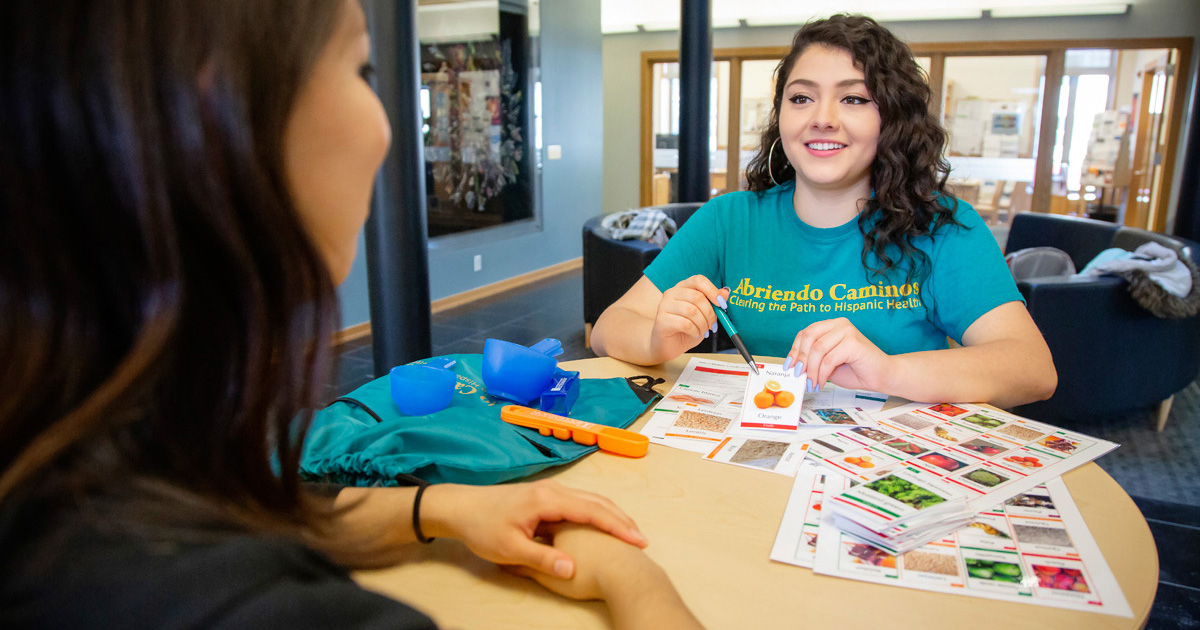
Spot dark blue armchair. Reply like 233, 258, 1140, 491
582, 202, 732, 352
1004, 213, 1200, 430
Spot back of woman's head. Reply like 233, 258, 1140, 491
0, 0, 345, 529
745, 14, 956, 282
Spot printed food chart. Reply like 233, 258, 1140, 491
804, 402, 1118, 513
770, 460, 849, 568
641, 358, 758, 452
641, 357, 889, 453
810, 478, 1132, 616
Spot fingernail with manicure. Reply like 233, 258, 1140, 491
704, 329, 710, 339
554, 558, 573, 578
783, 356, 794, 371
717, 295, 728, 310
711, 321, 718, 334
793, 362, 804, 378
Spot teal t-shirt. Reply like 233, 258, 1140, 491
643, 183, 1023, 357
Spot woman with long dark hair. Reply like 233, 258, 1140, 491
592, 15, 1056, 408
0, 1, 700, 627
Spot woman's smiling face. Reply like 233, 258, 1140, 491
777, 44, 881, 196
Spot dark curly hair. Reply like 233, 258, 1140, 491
744, 14, 958, 285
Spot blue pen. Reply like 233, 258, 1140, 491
713, 307, 760, 376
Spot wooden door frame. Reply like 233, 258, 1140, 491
638, 37, 1192, 223
640, 47, 789, 206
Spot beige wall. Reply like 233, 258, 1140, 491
601, 0, 1200, 229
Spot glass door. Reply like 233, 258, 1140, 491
941, 54, 1047, 226
648, 60, 729, 205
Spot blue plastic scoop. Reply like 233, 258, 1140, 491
389, 357, 458, 416
482, 338, 563, 404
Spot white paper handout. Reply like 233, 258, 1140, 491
811, 477, 1132, 617
640, 358, 757, 452
770, 460, 849, 568
798, 406, 876, 428
804, 402, 1119, 514
806, 385, 888, 413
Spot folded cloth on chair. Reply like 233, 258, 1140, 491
601, 208, 677, 247
1077, 242, 1200, 318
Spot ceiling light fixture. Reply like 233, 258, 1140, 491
990, 3, 1130, 17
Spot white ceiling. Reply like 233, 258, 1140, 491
601, 0, 1136, 33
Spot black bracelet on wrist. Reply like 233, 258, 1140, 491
412, 481, 435, 544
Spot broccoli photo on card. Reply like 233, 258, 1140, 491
737, 365, 804, 431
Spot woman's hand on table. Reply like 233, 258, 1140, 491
784, 317, 894, 392
649, 275, 729, 360
507, 523, 703, 629
420, 480, 648, 579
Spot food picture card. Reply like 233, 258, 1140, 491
805, 384, 888, 414
641, 357, 757, 453
827, 467, 967, 533
644, 406, 742, 454
704, 438, 809, 476
812, 477, 1132, 617
736, 365, 804, 432
770, 460, 849, 568
798, 406, 876, 428
804, 402, 1119, 514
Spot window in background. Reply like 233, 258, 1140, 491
737, 59, 779, 191
941, 55, 1047, 224
649, 60, 729, 205
914, 56, 932, 79
418, 0, 540, 239
1051, 49, 1117, 196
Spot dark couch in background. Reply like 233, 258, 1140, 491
1004, 213, 1200, 429
582, 202, 732, 352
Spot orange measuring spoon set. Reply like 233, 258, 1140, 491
500, 405, 649, 458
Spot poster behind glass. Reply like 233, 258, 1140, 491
418, 0, 538, 239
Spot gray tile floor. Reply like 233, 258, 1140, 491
328, 268, 595, 400
329, 266, 1198, 628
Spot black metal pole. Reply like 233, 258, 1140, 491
677, 0, 712, 204
363, 0, 432, 374
1172, 95, 1200, 244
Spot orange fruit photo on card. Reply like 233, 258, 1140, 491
737, 366, 804, 432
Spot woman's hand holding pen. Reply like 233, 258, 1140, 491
649, 275, 730, 361
784, 317, 894, 393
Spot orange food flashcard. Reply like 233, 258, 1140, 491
737, 365, 804, 432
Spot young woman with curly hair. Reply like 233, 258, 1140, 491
592, 15, 1056, 408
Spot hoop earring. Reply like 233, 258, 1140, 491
768, 137, 786, 187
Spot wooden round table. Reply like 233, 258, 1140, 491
354, 355, 1158, 629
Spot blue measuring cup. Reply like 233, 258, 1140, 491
389, 357, 458, 416
482, 338, 563, 404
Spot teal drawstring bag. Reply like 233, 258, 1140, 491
300, 354, 663, 486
